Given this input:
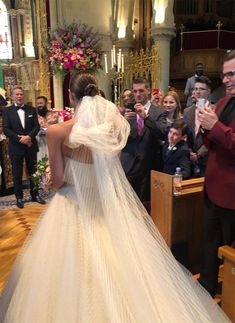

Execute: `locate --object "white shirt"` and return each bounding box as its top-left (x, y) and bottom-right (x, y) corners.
top-left (144, 100), bottom-right (151, 114)
top-left (16, 104), bottom-right (25, 128)
top-left (195, 109), bottom-right (201, 136)
top-left (137, 100), bottom-right (151, 122)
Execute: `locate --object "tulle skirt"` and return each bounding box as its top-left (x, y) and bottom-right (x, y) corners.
top-left (0, 182), bottom-right (231, 323)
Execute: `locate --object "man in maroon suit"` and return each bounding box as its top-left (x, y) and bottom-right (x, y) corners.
top-left (198, 50), bottom-right (235, 297)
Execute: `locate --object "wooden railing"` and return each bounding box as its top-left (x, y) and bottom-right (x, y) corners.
top-left (180, 30), bottom-right (235, 51)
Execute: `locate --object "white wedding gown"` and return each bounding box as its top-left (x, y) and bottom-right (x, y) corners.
top-left (0, 96), bottom-right (230, 323)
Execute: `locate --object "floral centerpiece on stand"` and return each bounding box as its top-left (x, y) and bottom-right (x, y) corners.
top-left (46, 22), bottom-right (102, 78)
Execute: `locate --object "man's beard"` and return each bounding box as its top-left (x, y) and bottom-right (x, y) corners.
top-left (37, 106), bottom-right (48, 117)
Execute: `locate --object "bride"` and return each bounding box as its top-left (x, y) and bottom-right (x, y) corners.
top-left (0, 73), bottom-right (230, 322)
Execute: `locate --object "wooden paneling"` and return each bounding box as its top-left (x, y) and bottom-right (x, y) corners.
top-left (170, 49), bottom-right (226, 79)
top-left (151, 171), bottom-right (205, 273)
top-left (219, 246), bottom-right (235, 322)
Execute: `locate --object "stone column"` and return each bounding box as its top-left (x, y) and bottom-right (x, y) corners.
top-left (151, 27), bottom-right (175, 93)
top-left (49, 0), bottom-right (64, 110)
top-left (151, 0), bottom-right (175, 93)
top-left (9, 9), bottom-right (20, 59)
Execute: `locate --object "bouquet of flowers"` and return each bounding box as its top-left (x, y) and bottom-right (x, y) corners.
top-left (47, 22), bottom-right (102, 77)
top-left (58, 107), bottom-right (74, 122)
top-left (31, 156), bottom-right (51, 192)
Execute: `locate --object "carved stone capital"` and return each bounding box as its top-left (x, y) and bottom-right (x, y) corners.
top-left (114, 38), bottom-right (135, 52)
top-left (17, 9), bottom-right (26, 15)
top-left (151, 26), bottom-right (176, 42)
top-left (9, 9), bottom-right (18, 18)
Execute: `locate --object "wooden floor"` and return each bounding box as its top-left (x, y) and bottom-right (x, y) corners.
top-left (0, 204), bottom-right (46, 293)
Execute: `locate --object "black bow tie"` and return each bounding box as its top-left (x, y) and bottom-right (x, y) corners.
top-left (16, 105), bottom-right (25, 111)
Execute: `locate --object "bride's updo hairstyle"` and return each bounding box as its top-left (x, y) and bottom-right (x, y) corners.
top-left (69, 72), bottom-right (99, 101)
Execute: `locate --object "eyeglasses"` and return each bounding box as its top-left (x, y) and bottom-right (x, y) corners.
top-left (194, 87), bottom-right (208, 91)
top-left (221, 69), bottom-right (235, 79)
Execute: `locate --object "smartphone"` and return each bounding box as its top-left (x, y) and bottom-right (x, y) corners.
top-left (152, 88), bottom-right (160, 95)
top-left (196, 98), bottom-right (206, 111)
top-left (126, 102), bottom-right (136, 112)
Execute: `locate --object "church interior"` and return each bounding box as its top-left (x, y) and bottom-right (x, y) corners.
top-left (0, 0), bottom-right (235, 321)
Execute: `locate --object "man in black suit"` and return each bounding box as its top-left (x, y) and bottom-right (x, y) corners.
top-left (3, 86), bottom-right (45, 208)
top-left (120, 78), bottom-right (166, 204)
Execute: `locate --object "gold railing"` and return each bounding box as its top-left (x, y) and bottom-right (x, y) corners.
top-left (35, 0), bottom-right (51, 107)
top-left (123, 46), bottom-right (161, 90)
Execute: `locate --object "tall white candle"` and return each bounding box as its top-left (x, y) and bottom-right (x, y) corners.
top-left (111, 49), bottom-right (114, 68)
top-left (118, 49), bottom-right (122, 71)
top-left (121, 54), bottom-right (124, 73)
top-left (117, 53), bottom-right (120, 71)
top-left (113, 45), bottom-right (116, 65)
top-left (104, 54), bottom-right (108, 74)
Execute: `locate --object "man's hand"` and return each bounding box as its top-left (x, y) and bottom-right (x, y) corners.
top-left (135, 103), bottom-right (148, 119)
top-left (190, 152), bottom-right (198, 163)
top-left (197, 105), bottom-right (218, 130)
top-left (18, 135), bottom-right (32, 146)
top-left (124, 109), bottom-right (136, 120)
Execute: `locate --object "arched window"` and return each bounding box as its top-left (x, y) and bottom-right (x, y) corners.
top-left (0, 1), bottom-right (12, 59)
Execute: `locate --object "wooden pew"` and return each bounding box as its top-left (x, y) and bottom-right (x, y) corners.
top-left (151, 170), bottom-right (205, 273)
top-left (218, 246), bottom-right (235, 322)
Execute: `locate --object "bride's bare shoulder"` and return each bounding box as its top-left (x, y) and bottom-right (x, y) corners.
top-left (46, 119), bottom-right (76, 141)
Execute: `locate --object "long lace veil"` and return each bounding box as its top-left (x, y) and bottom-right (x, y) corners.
top-left (63, 95), bottom-right (229, 323)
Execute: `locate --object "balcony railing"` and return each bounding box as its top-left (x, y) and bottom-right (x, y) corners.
top-left (180, 30), bottom-right (235, 51)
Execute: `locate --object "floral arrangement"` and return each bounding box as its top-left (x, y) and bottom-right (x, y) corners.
top-left (47, 22), bottom-right (102, 77)
top-left (58, 107), bottom-right (74, 122)
top-left (31, 156), bottom-right (51, 192)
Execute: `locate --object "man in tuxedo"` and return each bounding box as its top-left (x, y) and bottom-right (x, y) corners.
top-left (183, 76), bottom-right (213, 177)
top-left (120, 77), bottom-right (166, 204)
top-left (3, 86), bottom-right (45, 208)
top-left (198, 50), bottom-right (235, 297)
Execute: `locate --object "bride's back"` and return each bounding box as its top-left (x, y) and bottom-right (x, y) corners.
top-left (47, 119), bottom-right (92, 190)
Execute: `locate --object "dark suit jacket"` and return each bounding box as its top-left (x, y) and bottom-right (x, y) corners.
top-left (162, 140), bottom-right (191, 179)
top-left (120, 104), bottom-right (166, 177)
top-left (204, 95), bottom-right (235, 210)
top-left (183, 104), bottom-right (208, 166)
top-left (184, 75), bottom-right (196, 107)
top-left (3, 104), bottom-right (39, 155)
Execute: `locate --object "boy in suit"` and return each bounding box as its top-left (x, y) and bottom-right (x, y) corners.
top-left (3, 86), bottom-right (45, 208)
top-left (162, 120), bottom-right (191, 179)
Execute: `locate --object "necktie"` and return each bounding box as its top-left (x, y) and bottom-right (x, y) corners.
top-left (137, 117), bottom-right (144, 136)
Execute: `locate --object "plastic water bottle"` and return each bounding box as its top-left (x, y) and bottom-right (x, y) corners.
top-left (193, 163), bottom-right (201, 177)
top-left (173, 167), bottom-right (182, 196)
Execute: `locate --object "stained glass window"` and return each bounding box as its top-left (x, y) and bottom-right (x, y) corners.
top-left (0, 1), bottom-right (12, 59)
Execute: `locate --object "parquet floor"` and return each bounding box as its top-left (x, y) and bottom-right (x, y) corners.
top-left (0, 204), bottom-right (46, 293)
